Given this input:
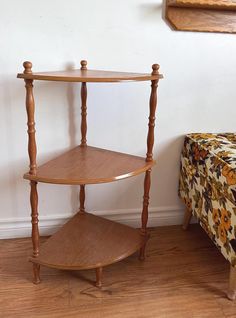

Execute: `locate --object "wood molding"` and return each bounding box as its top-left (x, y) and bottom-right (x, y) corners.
top-left (166, 0), bottom-right (236, 33)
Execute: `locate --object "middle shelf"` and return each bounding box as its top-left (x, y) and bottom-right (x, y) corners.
top-left (24, 145), bottom-right (155, 185)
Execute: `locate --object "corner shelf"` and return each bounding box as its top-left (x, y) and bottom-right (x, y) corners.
top-left (166, 0), bottom-right (236, 33)
top-left (24, 145), bottom-right (155, 185)
top-left (17, 60), bottom-right (162, 287)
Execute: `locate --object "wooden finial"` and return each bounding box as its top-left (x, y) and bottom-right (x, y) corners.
top-left (152, 64), bottom-right (160, 75)
top-left (80, 60), bottom-right (87, 70)
top-left (23, 61), bottom-right (33, 74)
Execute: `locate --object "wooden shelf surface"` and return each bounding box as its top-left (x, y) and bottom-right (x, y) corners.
top-left (30, 212), bottom-right (145, 270)
top-left (168, 0), bottom-right (236, 10)
top-left (24, 146), bottom-right (155, 185)
top-left (17, 69), bottom-right (163, 83)
top-left (166, 0), bottom-right (236, 33)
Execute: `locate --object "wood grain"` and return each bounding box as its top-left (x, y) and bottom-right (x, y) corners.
top-left (30, 181), bottom-right (41, 284)
top-left (0, 225), bottom-right (234, 318)
top-left (168, 0), bottom-right (236, 10)
top-left (80, 60), bottom-right (87, 146)
top-left (166, 0), bottom-right (236, 33)
top-left (80, 82), bottom-right (87, 146)
top-left (17, 69), bottom-right (163, 82)
top-left (17, 61), bottom-right (163, 301)
top-left (146, 65), bottom-right (159, 163)
top-left (24, 62), bottom-right (37, 175)
top-left (140, 169), bottom-right (151, 260)
top-left (139, 64), bottom-right (160, 260)
top-left (23, 146), bottom-right (155, 185)
top-left (79, 184), bottom-right (85, 213)
top-left (29, 212), bottom-right (145, 270)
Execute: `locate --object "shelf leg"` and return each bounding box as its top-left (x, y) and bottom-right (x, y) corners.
top-left (80, 60), bottom-right (87, 147)
top-left (182, 207), bottom-right (192, 230)
top-left (33, 263), bottom-right (41, 284)
top-left (30, 181), bottom-right (41, 284)
top-left (139, 169), bottom-right (151, 261)
top-left (95, 267), bottom-right (103, 288)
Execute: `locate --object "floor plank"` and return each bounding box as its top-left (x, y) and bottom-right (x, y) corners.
top-left (0, 224), bottom-right (235, 318)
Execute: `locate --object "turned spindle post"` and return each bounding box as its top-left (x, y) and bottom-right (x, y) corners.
top-left (24, 62), bottom-right (37, 176)
top-left (79, 60), bottom-right (88, 214)
top-left (146, 64), bottom-right (159, 163)
top-left (140, 64), bottom-right (160, 260)
top-left (30, 181), bottom-right (40, 284)
top-left (95, 267), bottom-right (103, 288)
top-left (80, 60), bottom-right (87, 147)
top-left (79, 184), bottom-right (85, 214)
top-left (24, 61), bottom-right (40, 283)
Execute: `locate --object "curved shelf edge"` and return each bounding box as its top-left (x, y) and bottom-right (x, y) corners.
top-left (17, 69), bottom-right (163, 83)
top-left (28, 241), bottom-right (145, 270)
top-left (23, 146), bottom-right (156, 185)
top-left (23, 162), bottom-right (155, 185)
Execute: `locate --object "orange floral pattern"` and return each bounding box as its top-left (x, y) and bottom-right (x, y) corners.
top-left (179, 133), bottom-right (236, 265)
top-left (212, 208), bottom-right (220, 225)
top-left (222, 165), bottom-right (236, 186)
top-left (221, 208), bottom-right (231, 231)
top-left (218, 224), bottom-right (227, 245)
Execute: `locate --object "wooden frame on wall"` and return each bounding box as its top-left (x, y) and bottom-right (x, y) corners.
top-left (166, 0), bottom-right (236, 33)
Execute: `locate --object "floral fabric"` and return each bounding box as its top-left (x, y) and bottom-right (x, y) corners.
top-left (179, 133), bottom-right (236, 266)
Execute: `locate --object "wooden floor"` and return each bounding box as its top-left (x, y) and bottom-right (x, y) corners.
top-left (1, 224), bottom-right (236, 318)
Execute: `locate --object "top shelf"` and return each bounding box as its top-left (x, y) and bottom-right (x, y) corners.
top-left (17, 68), bottom-right (163, 83)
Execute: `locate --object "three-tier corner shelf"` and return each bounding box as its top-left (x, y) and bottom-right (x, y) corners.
top-left (17, 60), bottom-right (163, 287)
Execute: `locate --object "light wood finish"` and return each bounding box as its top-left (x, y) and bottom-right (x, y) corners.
top-left (228, 265), bottom-right (236, 300)
top-left (182, 207), bottom-right (192, 230)
top-left (30, 181), bottom-right (40, 284)
top-left (79, 60), bottom-right (87, 215)
top-left (79, 184), bottom-right (85, 214)
top-left (80, 60), bottom-right (87, 147)
top-left (23, 146), bottom-right (155, 185)
top-left (166, 0), bottom-right (236, 33)
top-left (168, 0), bottom-right (236, 10)
top-left (29, 212), bottom-right (145, 270)
top-left (30, 181), bottom-right (39, 258)
top-left (24, 62), bottom-right (37, 175)
top-left (140, 64), bottom-right (160, 259)
top-left (1, 225), bottom-right (235, 318)
top-left (24, 61), bottom-right (41, 284)
top-left (18, 61), bottom-right (162, 286)
top-left (17, 69), bottom-right (163, 83)
top-left (140, 169), bottom-right (151, 260)
top-left (146, 64), bottom-right (159, 162)
top-left (80, 60), bottom-right (87, 71)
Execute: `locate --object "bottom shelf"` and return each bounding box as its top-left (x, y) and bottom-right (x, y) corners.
top-left (30, 212), bottom-right (145, 270)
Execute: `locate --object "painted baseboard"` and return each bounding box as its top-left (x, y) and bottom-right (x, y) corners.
top-left (0, 206), bottom-right (189, 239)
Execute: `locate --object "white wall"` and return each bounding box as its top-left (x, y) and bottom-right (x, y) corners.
top-left (1, 0), bottom-right (236, 238)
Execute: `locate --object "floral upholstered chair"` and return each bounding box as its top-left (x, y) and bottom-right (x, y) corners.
top-left (179, 133), bottom-right (236, 300)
